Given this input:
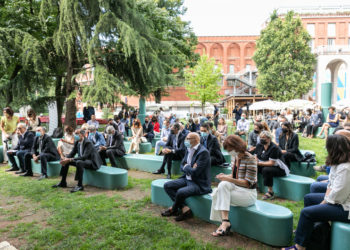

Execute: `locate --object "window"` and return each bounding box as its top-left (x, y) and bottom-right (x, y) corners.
top-left (328, 23), bottom-right (336, 37)
top-left (308, 39), bottom-right (315, 49)
top-left (307, 24), bottom-right (315, 37)
top-left (229, 64), bottom-right (235, 74)
top-left (328, 38), bottom-right (335, 46)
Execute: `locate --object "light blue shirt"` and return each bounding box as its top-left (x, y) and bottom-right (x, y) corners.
top-left (237, 119), bottom-right (250, 132)
top-left (87, 120), bottom-right (100, 129)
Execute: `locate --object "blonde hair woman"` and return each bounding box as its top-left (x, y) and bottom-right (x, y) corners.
top-left (128, 118), bottom-right (143, 154)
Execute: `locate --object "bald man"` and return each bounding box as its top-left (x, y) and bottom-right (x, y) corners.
top-left (162, 132), bottom-right (211, 221)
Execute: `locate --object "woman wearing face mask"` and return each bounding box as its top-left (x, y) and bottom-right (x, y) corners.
top-left (248, 122), bottom-right (264, 153)
top-left (278, 121), bottom-right (303, 168)
top-left (128, 119), bottom-right (143, 154)
top-left (210, 135), bottom-right (257, 237)
top-left (57, 126), bottom-right (75, 159)
top-left (256, 130), bottom-right (289, 200)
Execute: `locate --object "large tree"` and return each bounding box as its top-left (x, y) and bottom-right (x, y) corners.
top-left (253, 11), bottom-right (316, 101)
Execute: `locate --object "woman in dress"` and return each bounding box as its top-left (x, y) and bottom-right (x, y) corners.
top-left (128, 119), bottom-right (143, 154)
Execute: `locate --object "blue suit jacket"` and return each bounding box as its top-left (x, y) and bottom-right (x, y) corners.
top-left (180, 144), bottom-right (212, 194)
top-left (14, 131), bottom-right (34, 151)
top-left (88, 131), bottom-right (106, 149)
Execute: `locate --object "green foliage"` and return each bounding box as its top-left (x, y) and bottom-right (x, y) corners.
top-left (185, 54), bottom-right (222, 112)
top-left (253, 10), bottom-right (316, 101)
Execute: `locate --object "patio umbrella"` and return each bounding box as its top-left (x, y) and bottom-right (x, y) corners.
top-left (282, 99), bottom-right (316, 110)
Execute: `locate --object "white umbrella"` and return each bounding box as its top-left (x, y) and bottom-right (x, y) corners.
top-left (282, 99), bottom-right (316, 110)
top-left (334, 98), bottom-right (350, 109)
top-left (244, 100), bottom-right (283, 111)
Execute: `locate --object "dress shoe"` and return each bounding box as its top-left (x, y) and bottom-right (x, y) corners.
top-left (152, 169), bottom-right (165, 175)
top-left (20, 171), bottom-right (33, 177)
top-left (161, 208), bottom-right (178, 217)
top-left (167, 174), bottom-right (171, 179)
top-left (70, 186), bottom-right (84, 193)
top-left (37, 175), bottom-right (48, 181)
top-left (15, 170), bottom-right (26, 174)
top-left (5, 167), bottom-right (19, 172)
top-left (52, 182), bottom-right (67, 188)
top-left (175, 209), bottom-right (193, 221)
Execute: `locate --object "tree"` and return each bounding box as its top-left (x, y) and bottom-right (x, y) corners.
top-left (253, 10), bottom-right (316, 101)
top-left (185, 54), bottom-right (222, 113)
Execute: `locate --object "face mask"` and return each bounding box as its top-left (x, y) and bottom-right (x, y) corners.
top-left (171, 129), bottom-right (175, 134)
top-left (145, 120), bottom-right (149, 123)
top-left (74, 135), bottom-right (80, 141)
top-left (282, 128), bottom-right (288, 133)
top-left (229, 150), bottom-right (238, 158)
top-left (35, 132), bottom-right (41, 137)
top-left (260, 139), bottom-right (268, 145)
top-left (241, 117), bottom-right (245, 120)
top-left (89, 132), bottom-right (95, 137)
top-left (184, 140), bottom-right (191, 148)
top-left (201, 132), bottom-right (208, 137)
top-left (254, 130), bottom-right (260, 134)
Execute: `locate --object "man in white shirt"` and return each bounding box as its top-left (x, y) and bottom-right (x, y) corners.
top-left (234, 113), bottom-right (250, 136)
top-left (87, 115), bottom-right (99, 129)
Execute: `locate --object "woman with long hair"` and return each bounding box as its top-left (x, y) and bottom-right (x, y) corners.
top-left (128, 118), bottom-right (143, 154)
top-left (1, 107), bottom-right (19, 163)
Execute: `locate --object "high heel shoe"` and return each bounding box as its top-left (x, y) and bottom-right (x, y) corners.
top-left (212, 219), bottom-right (231, 237)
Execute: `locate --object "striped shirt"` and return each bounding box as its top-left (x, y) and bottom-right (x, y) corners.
top-left (232, 153), bottom-right (257, 188)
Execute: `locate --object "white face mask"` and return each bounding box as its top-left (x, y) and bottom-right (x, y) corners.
top-left (228, 150), bottom-right (239, 158)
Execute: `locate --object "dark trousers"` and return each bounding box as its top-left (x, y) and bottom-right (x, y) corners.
top-left (99, 149), bottom-right (124, 167)
top-left (60, 160), bottom-right (94, 186)
top-left (306, 124), bottom-right (321, 136)
top-left (281, 152), bottom-right (298, 168)
top-left (24, 152), bottom-right (58, 175)
top-left (159, 151), bottom-right (183, 173)
top-left (258, 165), bottom-right (286, 187)
top-left (8, 150), bottom-right (29, 170)
top-left (145, 133), bottom-right (154, 143)
top-left (164, 178), bottom-right (201, 212)
top-left (214, 118), bottom-right (219, 129)
top-left (295, 193), bottom-right (350, 247)
top-left (310, 175), bottom-right (329, 193)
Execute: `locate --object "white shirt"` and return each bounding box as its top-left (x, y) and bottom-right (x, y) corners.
top-left (185, 143), bottom-right (200, 180)
top-left (325, 162), bottom-right (350, 219)
top-left (237, 119), bottom-right (250, 132)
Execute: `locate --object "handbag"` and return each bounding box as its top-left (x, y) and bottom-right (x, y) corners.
top-left (141, 137), bottom-right (148, 143)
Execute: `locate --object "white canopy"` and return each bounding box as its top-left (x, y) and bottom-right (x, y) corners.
top-left (281, 99), bottom-right (316, 110)
top-left (243, 100), bottom-right (283, 111)
top-left (334, 98), bottom-right (350, 109)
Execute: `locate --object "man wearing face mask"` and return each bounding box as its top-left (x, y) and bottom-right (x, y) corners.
top-left (142, 116), bottom-right (154, 143)
top-left (153, 123), bottom-right (186, 179)
top-left (200, 123), bottom-right (225, 166)
top-left (248, 123), bottom-right (264, 153)
top-left (87, 125), bottom-right (106, 150)
top-left (54, 129), bottom-right (102, 193)
top-left (162, 132), bottom-right (211, 221)
top-left (99, 126), bottom-right (125, 168)
top-left (23, 127), bottom-right (60, 179)
top-left (234, 113), bottom-right (250, 137)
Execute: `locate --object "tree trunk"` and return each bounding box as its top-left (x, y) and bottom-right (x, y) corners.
top-left (55, 76), bottom-right (64, 128)
top-left (63, 58), bottom-right (77, 129)
top-left (154, 89), bottom-right (162, 104)
top-left (201, 103), bottom-right (205, 114)
top-left (6, 64), bottom-right (22, 106)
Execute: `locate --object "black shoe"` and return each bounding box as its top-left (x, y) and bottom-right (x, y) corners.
top-left (167, 174), bottom-right (171, 179)
top-left (37, 175), bottom-right (48, 181)
top-left (161, 208), bottom-right (178, 217)
top-left (70, 186), bottom-right (84, 193)
top-left (152, 169), bottom-right (165, 175)
top-left (15, 170), bottom-right (26, 174)
top-left (52, 182), bottom-right (67, 188)
top-left (175, 209), bottom-right (193, 221)
top-left (5, 167), bottom-right (19, 172)
top-left (20, 171), bottom-right (33, 177)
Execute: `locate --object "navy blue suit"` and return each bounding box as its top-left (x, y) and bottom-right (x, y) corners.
top-left (164, 144), bottom-right (211, 211)
top-left (7, 131), bottom-right (34, 171)
top-left (143, 122), bottom-right (154, 142)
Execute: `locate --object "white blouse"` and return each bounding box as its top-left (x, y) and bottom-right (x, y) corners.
top-left (325, 162), bottom-right (350, 219)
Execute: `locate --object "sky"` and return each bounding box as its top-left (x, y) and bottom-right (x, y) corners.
top-left (182, 0), bottom-right (350, 36)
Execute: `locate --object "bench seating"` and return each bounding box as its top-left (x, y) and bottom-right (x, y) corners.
top-left (257, 173), bottom-right (315, 201)
top-left (151, 179), bottom-right (293, 246)
top-left (316, 127), bottom-right (336, 138)
top-left (83, 165), bottom-right (128, 189)
top-left (52, 138), bottom-right (61, 147)
top-left (290, 162), bottom-right (316, 177)
top-left (0, 145), bottom-right (3, 163)
top-left (331, 222), bottom-right (350, 250)
top-left (123, 141), bottom-right (152, 154)
top-left (9, 156), bottom-right (61, 177)
top-left (151, 138), bottom-right (161, 147)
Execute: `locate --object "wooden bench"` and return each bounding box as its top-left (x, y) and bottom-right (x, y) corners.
top-left (83, 165), bottom-right (128, 189)
top-left (151, 179), bottom-right (293, 247)
top-left (123, 141), bottom-right (152, 154)
top-left (331, 222), bottom-right (350, 250)
top-left (257, 173), bottom-right (315, 201)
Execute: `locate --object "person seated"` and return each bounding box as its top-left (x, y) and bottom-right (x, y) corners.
top-left (274, 116), bottom-right (287, 144)
top-left (104, 118), bottom-right (119, 136)
top-left (256, 130), bottom-right (289, 200)
top-left (87, 125), bottom-right (106, 150)
top-left (153, 123), bottom-right (186, 179)
top-left (278, 122), bottom-right (303, 168)
top-left (208, 122), bottom-right (221, 141)
top-left (57, 126), bottom-right (75, 160)
top-left (193, 118), bottom-right (200, 132)
top-left (122, 115), bottom-right (130, 137)
top-left (54, 129), bottom-right (102, 193)
top-left (142, 116), bottom-right (154, 143)
top-left (25, 108), bottom-right (40, 132)
top-left (210, 135), bottom-right (257, 236)
top-left (128, 119), bottom-right (143, 154)
top-left (151, 116), bottom-right (160, 135)
top-left (217, 118), bottom-right (227, 144)
top-left (306, 107), bottom-right (323, 138)
top-left (161, 132), bottom-right (211, 221)
top-left (23, 127), bottom-right (60, 179)
top-left (283, 134), bottom-right (350, 250)
top-left (99, 126), bottom-right (125, 167)
top-left (248, 122), bottom-right (263, 153)
top-left (254, 115), bottom-right (263, 123)
top-left (185, 118), bottom-right (196, 132)
top-left (234, 113), bottom-right (250, 137)
top-left (317, 106), bottom-right (339, 139)
top-left (114, 116), bottom-right (125, 135)
top-left (6, 123), bottom-right (35, 173)
top-left (200, 123), bottom-right (225, 166)
top-left (87, 114), bottom-right (99, 129)
top-left (155, 120), bottom-right (171, 155)
top-left (261, 121), bottom-right (270, 132)
top-left (267, 111), bottom-right (278, 131)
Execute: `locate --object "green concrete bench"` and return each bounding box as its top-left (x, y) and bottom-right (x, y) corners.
top-left (257, 173), bottom-right (315, 201)
top-left (211, 166), bottom-right (232, 182)
top-left (0, 145), bottom-right (3, 163)
top-left (222, 151), bottom-right (231, 163)
top-left (331, 222), bottom-right (350, 250)
top-left (51, 138), bottom-right (61, 147)
top-left (316, 127), bottom-right (336, 138)
top-left (31, 159), bottom-right (62, 177)
top-left (83, 165), bottom-right (128, 189)
top-left (151, 179), bottom-right (293, 246)
top-left (151, 138), bottom-right (161, 147)
top-left (290, 161), bottom-right (316, 177)
top-left (123, 141), bottom-right (152, 154)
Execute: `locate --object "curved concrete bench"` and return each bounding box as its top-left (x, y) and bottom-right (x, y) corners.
top-left (31, 159), bottom-right (62, 177)
top-left (331, 222), bottom-right (350, 250)
top-left (51, 138), bottom-right (61, 147)
top-left (83, 165), bottom-right (128, 189)
top-left (0, 145), bottom-right (3, 163)
top-left (290, 161), bottom-right (316, 177)
top-left (151, 138), bottom-right (161, 147)
top-left (257, 173), bottom-right (315, 201)
top-left (316, 127), bottom-right (336, 138)
top-left (151, 179), bottom-right (293, 246)
top-left (123, 141), bottom-right (152, 154)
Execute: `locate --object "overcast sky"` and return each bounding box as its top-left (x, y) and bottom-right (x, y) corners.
top-left (182, 0), bottom-right (350, 36)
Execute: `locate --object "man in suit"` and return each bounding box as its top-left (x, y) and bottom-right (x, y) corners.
top-left (143, 117), bottom-right (154, 142)
top-left (87, 125), bottom-right (106, 150)
top-left (99, 126), bottom-right (125, 168)
top-left (53, 129), bottom-right (102, 193)
top-left (153, 123), bottom-right (186, 179)
top-left (200, 122), bottom-right (225, 166)
top-left (162, 132), bottom-right (211, 221)
top-left (23, 127), bottom-right (60, 179)
top-left (6, 123), bottom-right (35, 173)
